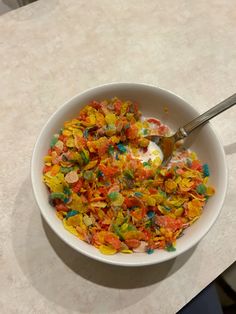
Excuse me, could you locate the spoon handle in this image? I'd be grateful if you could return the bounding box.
[176,93,236,140]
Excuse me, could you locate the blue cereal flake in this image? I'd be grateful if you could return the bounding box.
[165,243,176,252]
[108,191,119,201]
[203,164,210,177]
[134,192,143,198]
[117,143,127,153]
[50,135,58,148]
[66,210,79,219]
[143,128,148,135]
[196,184,207,195]
[146,248,154,254]
[83,129,89,139]
[97,170,104,178]
[61,166,74,174]
[108,145,114,156]
[64,186,72,195]
[147,210,155,218]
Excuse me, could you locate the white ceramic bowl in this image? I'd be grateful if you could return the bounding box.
[31,83,227,266]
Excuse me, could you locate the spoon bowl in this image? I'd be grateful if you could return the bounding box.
[147,93,236,166]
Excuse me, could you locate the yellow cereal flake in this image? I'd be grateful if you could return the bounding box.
[44,155,52,163]
[68,193,85,212]
[62,129,72,136]
[63,219,79,236]
[43,172,66,193]
[179,178,194,192]
[165,179,177,193]
[99,245,117,255]
[121,249,133,254]
[66,137,75,148]
[187,199,202,218]
[83,160,98,170]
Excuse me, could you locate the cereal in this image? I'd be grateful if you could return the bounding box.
[42,98,215,255]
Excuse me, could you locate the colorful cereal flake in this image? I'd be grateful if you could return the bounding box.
[42,98,215,255]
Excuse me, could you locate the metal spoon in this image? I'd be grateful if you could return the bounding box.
[146,94,236,166]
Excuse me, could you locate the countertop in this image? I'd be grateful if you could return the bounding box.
[0,1,236,313]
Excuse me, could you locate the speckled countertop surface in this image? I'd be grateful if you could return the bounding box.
[0,1,236,313]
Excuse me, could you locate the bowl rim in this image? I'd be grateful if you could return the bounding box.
[31,82,228,266]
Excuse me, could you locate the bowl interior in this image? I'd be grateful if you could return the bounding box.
[31,83,227,266]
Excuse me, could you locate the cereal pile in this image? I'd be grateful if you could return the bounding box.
[42,98,214,255]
